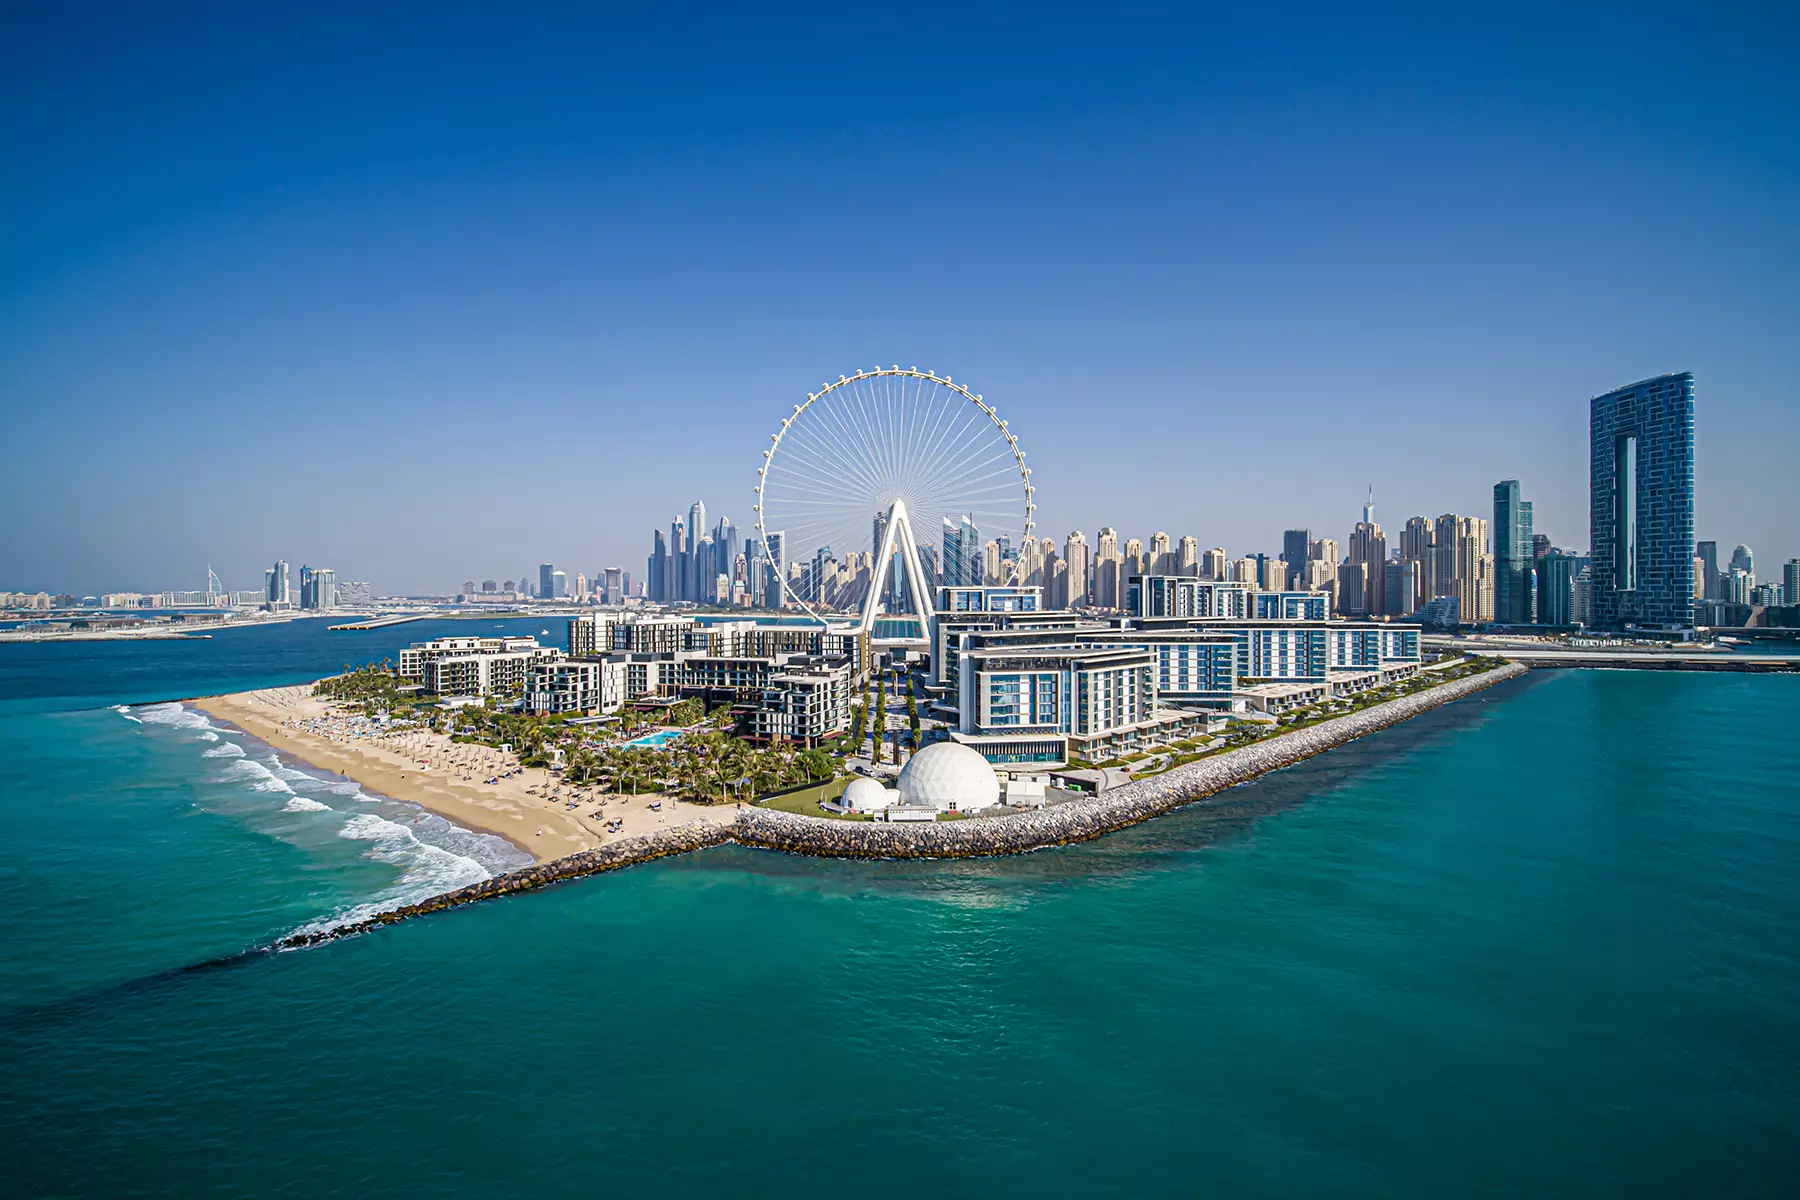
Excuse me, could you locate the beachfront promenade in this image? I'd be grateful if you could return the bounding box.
[273,660,1529,950]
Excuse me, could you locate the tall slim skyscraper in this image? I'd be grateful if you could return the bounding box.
[688,501,707,553]
[1590,373,1696,629]
[266,559,290,607]
[1348,500,1386,615]
[1695,540,1720,600]
[648,530,668,602]
[1493,480,1527,624]
[1064,531,1090,608]
[1282,529,1311,589]
[1177,535,1199,577]
[1093,527,1120,607]
[941,517,964,587]
[539,564,556,601]
[762,530,786,608]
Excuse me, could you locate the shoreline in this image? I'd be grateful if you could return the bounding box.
[197,709,536,857]
[188,687,736,864]
[271,661,1530,950]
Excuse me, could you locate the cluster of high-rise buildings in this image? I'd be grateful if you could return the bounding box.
[632,372,1790,633]
[259,560,369,611]
[455,565,633,606]
[646,501,748,606]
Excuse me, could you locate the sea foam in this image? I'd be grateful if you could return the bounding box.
[128,703,214,733]
[203,743,246,759]
[282,814,494,943]
[283,797,331,813]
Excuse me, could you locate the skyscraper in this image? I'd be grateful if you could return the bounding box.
[1348,496,1386,616]
[1282,529,1311,589]
[762,530,786,608]
[648,530,668,602]
[1064,531,1090,608]
[1177,535,1199,577]
[539,564,557,601]
[941,517,964,588]
[1730,543,1754,580]
[688,501,707,554]
[1493,480,1528,624]
[1590,373,1695,629]
[265,559,290,608]
[1784,560,1799,608]
[1093,528,1120,607]
[1695,540,1720,600]
[670,519,688,601]
[1150,532,1172,576]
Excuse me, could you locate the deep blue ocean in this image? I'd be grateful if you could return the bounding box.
[3,619,1798,1196]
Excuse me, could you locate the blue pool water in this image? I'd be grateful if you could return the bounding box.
[622,728,684,747]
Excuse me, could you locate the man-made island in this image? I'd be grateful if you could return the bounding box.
[246,657,1528,950]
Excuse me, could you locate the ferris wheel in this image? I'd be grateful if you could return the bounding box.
[754,366,1034,621]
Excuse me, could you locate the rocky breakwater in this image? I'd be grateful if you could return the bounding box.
[269,663,1527,949]
[271,820,732,950]
[732,662,1530,860]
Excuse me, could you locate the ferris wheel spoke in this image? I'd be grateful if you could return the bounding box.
[757,368,1031,620]
[778,419,886,502]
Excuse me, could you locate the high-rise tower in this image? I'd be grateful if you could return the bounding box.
[1589,373,1695,629]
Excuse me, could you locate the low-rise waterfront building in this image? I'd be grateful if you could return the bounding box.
[749,656,853,744]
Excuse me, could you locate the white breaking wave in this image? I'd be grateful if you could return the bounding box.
[282,814,494,943]
[114,704,140,723]
[127,702,214,732]
[197,731,220,742]
[338,814,490,892]
[203,742,246,758]
[283,797,331,813]
[223,757,295,794]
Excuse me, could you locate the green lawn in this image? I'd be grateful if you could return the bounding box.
[756,777,869,820]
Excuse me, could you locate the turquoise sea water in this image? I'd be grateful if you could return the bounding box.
[3,624,1798,1196]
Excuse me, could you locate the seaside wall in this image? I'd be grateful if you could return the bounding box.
[274,662,1527,949]
[731,661,1529,860]
[272,821,732,950]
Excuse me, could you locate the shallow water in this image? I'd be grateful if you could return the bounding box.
[2,625,1798,1196]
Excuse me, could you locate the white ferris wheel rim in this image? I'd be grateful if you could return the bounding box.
[753,365,1036,620]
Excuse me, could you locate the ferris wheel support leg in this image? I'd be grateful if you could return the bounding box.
[858,499,937,638]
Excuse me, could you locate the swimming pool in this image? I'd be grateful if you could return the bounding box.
[622,729,684,748]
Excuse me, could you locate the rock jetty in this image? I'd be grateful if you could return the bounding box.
[271,821,732,950]
[275,662,1527,949]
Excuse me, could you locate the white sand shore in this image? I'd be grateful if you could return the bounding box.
[191,685,736,864]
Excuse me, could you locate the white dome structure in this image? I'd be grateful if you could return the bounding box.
[841,776,897,813]
[896,742,1000,813]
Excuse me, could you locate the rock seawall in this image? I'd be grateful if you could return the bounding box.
[274,662,1526,949]
[272,821,733,950]
[732,662,1529,859]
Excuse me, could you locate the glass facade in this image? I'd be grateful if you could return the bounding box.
[1589,374,1694,628]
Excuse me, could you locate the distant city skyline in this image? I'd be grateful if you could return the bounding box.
[2,7,1796,594]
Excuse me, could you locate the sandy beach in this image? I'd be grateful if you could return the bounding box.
[190,685,736,863]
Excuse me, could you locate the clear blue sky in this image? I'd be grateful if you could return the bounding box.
[3,2,1795,595]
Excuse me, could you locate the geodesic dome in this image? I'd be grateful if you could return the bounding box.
[895,742,1000,812]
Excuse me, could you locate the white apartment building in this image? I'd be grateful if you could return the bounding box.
[750,657,853,744]
[527,658,628,715]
